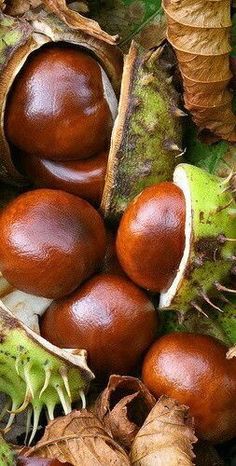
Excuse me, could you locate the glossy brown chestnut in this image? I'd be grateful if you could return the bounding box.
[17,457,71,466]
[40,274,158,379]
[5,44,113,161]
[116,182,186,292]
[0,189,106,299]
[17,150,108,205]
[142,333,236,443]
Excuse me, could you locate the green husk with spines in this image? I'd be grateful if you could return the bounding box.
[160,164,236,313]
[160,309,233,346]
[0,304,94,444]
[101,41,183,223]
[0,434,16,466]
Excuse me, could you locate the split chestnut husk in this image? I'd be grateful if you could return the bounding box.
[100,41,184,223]
[0,302,94,444]
[160,164,236,315]
[0,2,122,185]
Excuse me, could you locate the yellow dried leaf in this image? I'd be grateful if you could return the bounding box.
[130,396,197,466]
[163,0,236,142]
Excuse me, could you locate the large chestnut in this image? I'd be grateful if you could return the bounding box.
[5,44,113,161]
[17,150,108,205]
[0,189,106,299]
[40,273,158,379]
[116,182,186,292]
[142,332,236,443]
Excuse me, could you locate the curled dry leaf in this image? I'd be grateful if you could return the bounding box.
[130,396,197,466]
[42,0,118,44]
[94,375,155,450]
[25,410,131,466]
[163,0,236,142]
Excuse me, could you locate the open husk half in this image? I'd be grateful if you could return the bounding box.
[100,41,184,223]
[160,164,236,315]
[0,2,123,184]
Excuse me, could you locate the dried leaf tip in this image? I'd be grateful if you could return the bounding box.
[130,396,197,466]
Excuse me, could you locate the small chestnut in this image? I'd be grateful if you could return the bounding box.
[0,189,106,299]
[40,273,158,379]
[17,150,108,205]
[116,182,186,292]
[142,332,236,443]
[5,44,113,161]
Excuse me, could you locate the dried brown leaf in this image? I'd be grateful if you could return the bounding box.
[163,0,236,142]
[130,396,197,466]
[94,375,155,450]
[42,0,118,44]
[25,409,130,466]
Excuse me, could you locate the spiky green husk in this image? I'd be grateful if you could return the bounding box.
[100,41,183,223]
[159,309,232,346]
[160,164,236,312]
[214,296,236,344]
[0,304,94,444]
[0,434,16,466]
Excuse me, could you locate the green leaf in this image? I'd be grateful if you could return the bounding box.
[185,122,236,177]
[90,0,165,51]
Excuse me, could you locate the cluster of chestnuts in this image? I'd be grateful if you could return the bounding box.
[5,43,116,205]
[0,5,236,459]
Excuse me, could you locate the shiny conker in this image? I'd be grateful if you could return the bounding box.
[142,332,236,443]
[40,273,158,379]
[5,44,113,161]
[116,182,186,292]
[17,150,108,205]
[0,189,106,299]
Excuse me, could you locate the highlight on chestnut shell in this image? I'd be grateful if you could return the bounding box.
[5,43,115,161]
[40,273,158,379]
[0,189,106,299]
[142,332,236,443]
[116,182,186,293]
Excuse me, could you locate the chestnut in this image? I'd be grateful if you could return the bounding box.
[5,44,113,161]
[17,150,108,205]
[0,189,106,299]
[142,332,236,443]
[40,273,158,379]
[116,182,186,293]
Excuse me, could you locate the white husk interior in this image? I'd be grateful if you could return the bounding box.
[100,65,118,121]
[160,165,192,308]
